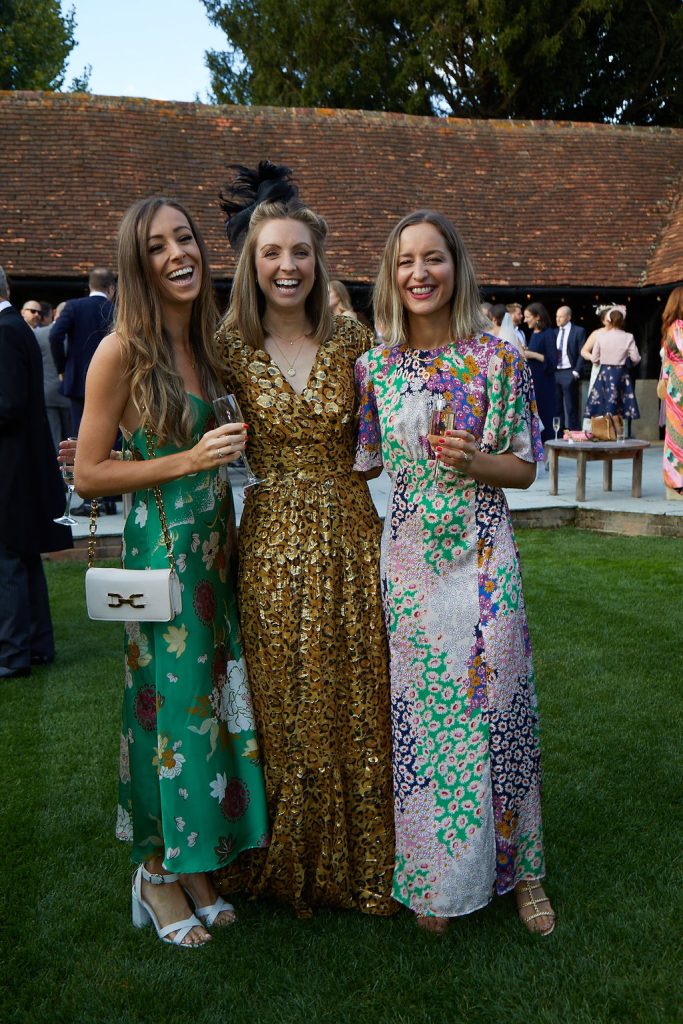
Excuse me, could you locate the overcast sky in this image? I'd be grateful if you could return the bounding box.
[63,0,226,102]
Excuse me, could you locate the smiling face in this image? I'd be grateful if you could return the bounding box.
[146,204,202,308]
[254,217,315,313]
[524,308,539,330]
[396,222,455,319]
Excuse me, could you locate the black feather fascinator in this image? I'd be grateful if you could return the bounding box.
[219,160,299,248]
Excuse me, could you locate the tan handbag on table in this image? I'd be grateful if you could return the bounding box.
[590,414,622,441]
[84,429,182,623]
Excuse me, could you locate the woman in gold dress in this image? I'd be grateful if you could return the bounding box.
[214,163,395,918]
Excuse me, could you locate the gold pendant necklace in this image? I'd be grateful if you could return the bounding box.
[266,329,310,378]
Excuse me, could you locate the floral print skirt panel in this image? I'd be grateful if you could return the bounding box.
[585,364,640,420]
[117,394,269,873]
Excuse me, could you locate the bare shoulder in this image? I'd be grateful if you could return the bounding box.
[89,332,127,374]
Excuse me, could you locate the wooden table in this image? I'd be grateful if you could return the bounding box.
[545,439,651,502]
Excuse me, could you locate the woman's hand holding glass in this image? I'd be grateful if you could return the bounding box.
[189,422,247,473]
[430,429,478,471]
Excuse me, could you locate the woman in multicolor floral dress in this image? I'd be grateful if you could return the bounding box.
[75,197,268,947]
[354,210,555,936]
[659,287,683,497]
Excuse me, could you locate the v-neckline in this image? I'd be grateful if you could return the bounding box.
[258,339,325,397]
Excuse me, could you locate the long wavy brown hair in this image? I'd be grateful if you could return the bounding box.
[223,199,333,348]
[373,210,488,344]
[661,286,683,343]
[115,196,223,446]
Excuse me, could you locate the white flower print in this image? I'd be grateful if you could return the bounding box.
[167,672,178,683]
[187,832,198,848]
[209,771,228,802]
[131,547,139,557]
[134,500,148,528]
[201,531,220,571]
[175,816,186,832]
[116,804,132,841]
[216,657,255,732]
[153,736,186,780]
[178,787,188,800]
[190,532,200,553]
[175,552,187,573]
[197,654,208,664]
[166,847,181,860]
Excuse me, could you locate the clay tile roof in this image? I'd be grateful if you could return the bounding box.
[1,91,682,288]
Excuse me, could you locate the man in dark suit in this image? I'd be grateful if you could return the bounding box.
[554,305,587,431]
[50,266,115,436]
[50,267,115,515]
[0,266,72,679]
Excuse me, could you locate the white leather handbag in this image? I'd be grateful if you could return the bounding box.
[85,564,182,622]
[84,430,182,623]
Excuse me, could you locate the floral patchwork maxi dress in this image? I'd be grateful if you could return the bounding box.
[354,336,546,918]
[117,394,269,873]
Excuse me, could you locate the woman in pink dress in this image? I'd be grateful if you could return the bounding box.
[660,287,683,497]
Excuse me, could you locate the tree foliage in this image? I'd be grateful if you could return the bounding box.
[201,0,682,126]
[0,0,76,91]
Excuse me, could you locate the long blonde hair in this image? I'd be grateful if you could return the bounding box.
[115,196,223,446]
[329,279,354,314]
[661,286,683,343]
[373,210,488,344]
[224,200,333,348]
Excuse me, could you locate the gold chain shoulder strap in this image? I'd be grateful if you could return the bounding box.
[87,428,176,572]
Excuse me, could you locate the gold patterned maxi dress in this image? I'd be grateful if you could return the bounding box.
[214,316,395,917]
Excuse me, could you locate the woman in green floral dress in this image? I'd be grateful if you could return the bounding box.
[75,197,268,947]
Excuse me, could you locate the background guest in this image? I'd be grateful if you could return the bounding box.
[20,299,43,330]
[0,267,72,678]
[490,302,524,353]
[34,301,71,451]
[554,305,586,431]
[50,266,115,436]
[584,305,640,430]
[50,267,116,514]
[580,305,611,431]
[328,279,358,320]
[523,302,557,451]
[659,287,683,498]
[506,302,527,349]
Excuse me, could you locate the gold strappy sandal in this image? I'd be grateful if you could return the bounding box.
[515,880,556,936]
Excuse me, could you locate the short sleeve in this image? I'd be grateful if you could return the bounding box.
[481,344,544,463]
[353,351,383,472]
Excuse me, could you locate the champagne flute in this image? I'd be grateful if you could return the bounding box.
[54,436,78,525]
[427,397,455,488]
[212,394,263,488]
[552,416,561,441]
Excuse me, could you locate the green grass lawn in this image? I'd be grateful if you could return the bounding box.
[2,529,681,1024]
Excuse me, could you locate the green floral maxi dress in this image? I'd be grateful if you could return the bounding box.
[116,394,269,872]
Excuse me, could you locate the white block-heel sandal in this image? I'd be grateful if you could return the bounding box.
[132,864,207,947]
[182,887,237,927]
